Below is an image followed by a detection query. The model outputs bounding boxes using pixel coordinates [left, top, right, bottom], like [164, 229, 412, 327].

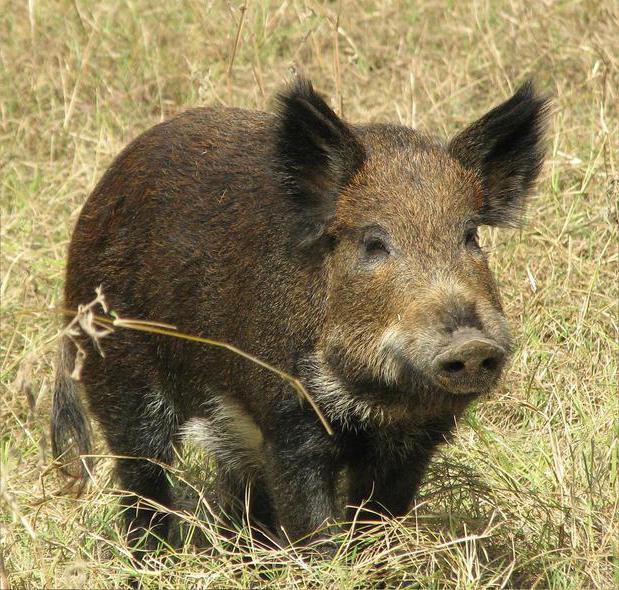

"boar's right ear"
[275, 78, 365, 244]
[449, 81, 550, 227]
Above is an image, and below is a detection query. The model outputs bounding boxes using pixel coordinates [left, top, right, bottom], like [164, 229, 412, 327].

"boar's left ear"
[449, 80, 550, 227]
[275, 78, 365, 242]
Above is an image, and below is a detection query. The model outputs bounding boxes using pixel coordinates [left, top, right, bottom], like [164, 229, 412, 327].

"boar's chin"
[348, 371, 486, 402]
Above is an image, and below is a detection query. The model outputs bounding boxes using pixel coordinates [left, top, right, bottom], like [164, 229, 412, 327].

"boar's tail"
[51, 339, 92, 492]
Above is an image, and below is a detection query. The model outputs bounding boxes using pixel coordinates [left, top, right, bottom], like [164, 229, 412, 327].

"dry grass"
[1, 0, 618, 588]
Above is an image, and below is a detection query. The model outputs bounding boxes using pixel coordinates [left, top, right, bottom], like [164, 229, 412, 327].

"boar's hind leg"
[216, 468, 277, 539]
[99, 391, 178, 555]
[116, 456, 173, 554]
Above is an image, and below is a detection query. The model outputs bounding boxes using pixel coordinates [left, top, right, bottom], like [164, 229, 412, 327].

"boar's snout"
[431, 328, 506, 394]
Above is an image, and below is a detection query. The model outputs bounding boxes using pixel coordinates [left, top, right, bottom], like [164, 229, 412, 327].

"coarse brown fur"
[51, 78, 549, 555]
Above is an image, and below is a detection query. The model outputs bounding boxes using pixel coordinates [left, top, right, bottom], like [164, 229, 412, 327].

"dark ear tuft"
[449, 80, 551, 227]
[275, 78, 365, 240]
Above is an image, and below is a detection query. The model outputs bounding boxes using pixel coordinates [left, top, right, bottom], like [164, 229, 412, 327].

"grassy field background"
[1, 0, 617, 588]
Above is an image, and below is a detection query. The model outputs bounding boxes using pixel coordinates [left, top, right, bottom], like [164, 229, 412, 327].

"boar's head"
[276, 79, 548, 416]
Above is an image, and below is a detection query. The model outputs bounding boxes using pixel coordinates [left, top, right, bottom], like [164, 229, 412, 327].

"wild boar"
[51, 78, 548, 554]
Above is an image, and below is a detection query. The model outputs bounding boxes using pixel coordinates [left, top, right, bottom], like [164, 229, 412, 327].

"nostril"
[443, 360, 465, 373]
[481, 357, 498, 371]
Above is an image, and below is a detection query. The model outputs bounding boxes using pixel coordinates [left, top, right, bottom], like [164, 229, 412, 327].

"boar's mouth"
[322, 347, 488, 404]
[342, 370, 485, 402]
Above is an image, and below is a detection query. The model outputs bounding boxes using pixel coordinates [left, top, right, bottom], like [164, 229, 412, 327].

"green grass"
[1, 0, 617, 588]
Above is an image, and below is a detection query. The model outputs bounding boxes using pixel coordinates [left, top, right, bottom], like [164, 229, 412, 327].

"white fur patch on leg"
[181, 397, 264, 478]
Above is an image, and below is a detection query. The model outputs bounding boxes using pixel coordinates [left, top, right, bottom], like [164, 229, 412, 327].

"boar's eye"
[362, 227, 391, 261]
[465, 228, 480, 249]
[365, 237, 389, 255]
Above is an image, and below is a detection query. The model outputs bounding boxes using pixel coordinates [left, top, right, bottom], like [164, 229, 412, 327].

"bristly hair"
[449, 80, 551, 227]
[274, 78, 366, 242]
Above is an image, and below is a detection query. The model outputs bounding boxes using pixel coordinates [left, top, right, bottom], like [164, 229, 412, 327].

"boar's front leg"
[347, 416, 455, 522]
[263, 413, 340, 547]
[346, 451, 432, 522]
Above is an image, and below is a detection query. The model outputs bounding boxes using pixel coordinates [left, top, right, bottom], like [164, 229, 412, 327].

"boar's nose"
[431, 329, 506, 394]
